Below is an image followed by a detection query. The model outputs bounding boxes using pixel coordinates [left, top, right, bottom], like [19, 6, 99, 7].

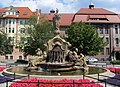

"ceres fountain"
[25, 9, 88, 74]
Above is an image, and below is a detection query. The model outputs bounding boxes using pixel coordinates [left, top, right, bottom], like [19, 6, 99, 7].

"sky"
[0, 0, 120, 13]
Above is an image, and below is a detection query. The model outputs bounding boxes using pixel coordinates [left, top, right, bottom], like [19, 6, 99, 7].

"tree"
[66, 22, 105, 56]
[23, 15, 54, 55]
[0, 30, 13, 55]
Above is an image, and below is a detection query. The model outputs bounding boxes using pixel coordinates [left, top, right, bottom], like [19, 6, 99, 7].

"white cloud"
[0, 0, 77, 13]
[62, 0, 74, 3]
[100, 0, 120, 2]
[0, 0, 120, 13]
[106, 7, 120, 13]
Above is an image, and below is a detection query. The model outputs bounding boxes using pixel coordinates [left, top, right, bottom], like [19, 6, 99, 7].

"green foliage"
[111, 60, 120, 65]
[0, 30, 13, 55]
[15, 59, 28, 64]
[23, 16, 54, 55]
[66, 22, 104, 56]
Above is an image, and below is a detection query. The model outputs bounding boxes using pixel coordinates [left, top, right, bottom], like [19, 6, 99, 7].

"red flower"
[9, 78, 103, 87]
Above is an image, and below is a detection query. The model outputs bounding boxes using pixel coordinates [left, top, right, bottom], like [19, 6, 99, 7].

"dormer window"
[10, 8, 12, 10]
[23, 12, 28, 15]
[89, 15, 108, 21]
[16, 11, 19, 15]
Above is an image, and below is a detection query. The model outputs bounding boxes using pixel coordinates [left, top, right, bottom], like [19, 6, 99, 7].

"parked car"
[87, 58, 98, 63]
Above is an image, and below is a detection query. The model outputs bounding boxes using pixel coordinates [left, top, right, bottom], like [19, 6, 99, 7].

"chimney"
[36, 9, 38, 13]
[89, 2, 94, 9]
[39, 9, 41, 15]
[50, 9, 55, 14]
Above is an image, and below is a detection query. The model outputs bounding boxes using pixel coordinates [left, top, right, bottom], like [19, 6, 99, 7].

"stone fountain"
[26, 9, 88, 74]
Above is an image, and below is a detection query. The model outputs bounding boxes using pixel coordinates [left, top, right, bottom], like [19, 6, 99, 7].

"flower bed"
[0, 75, 14, 83]
[0, 66, 5, 72]
[103, 74, 120, 86]
[107, 67, 120, 74]
[9, 78, 103, 87]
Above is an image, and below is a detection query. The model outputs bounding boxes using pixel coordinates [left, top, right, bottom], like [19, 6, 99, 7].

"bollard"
[6, 81, 8, 87]
[73, 80, 75, 87]
[98, 73, 99, 81]
[83, 73, 85, 79]
[38, 80, 40, 87]
[28, 74, 30, 78]
[14, 72, 15, 80]
[105, 79, 107, 87]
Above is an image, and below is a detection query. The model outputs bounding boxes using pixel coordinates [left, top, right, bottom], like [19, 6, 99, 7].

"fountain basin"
[3, 66, 106, 76]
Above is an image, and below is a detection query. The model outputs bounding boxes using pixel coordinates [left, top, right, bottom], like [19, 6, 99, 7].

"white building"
[0, 6, 33, 61]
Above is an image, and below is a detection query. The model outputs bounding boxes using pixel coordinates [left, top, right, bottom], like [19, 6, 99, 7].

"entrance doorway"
[115, 52, 120, 60]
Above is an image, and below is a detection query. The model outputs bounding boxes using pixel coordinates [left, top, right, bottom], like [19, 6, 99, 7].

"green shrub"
[111, 60, 120, 65]
[15, 59, 28, 64]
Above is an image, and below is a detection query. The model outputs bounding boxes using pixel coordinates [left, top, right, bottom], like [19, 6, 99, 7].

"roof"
[73, 15, 120, 23]
[76, 8, 117, 15]
[60, 14, 74, 26]
[0, 7, 33, 18]
[73, 8, 120, 23]
[43, 13, 74, 26]
[16, 7, 33, 18]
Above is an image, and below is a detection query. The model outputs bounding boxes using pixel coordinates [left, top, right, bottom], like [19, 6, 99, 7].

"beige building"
[0, 6, 33, 61]
[0, 4, 120, 61]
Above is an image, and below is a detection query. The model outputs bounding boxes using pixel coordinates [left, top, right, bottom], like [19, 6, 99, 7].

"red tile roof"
[60, 14, 74, 26]
[76, 8, 117, 15]
[73, 8, 120, 23]
[73, 15, 120, 23]
[0, 7, 33, 18]
[16, 7, 33, 18]
[43, 13, 74, 26]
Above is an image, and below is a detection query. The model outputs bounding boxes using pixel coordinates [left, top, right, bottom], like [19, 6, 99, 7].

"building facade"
[0, 4, 120, 61]
[72, 3, 120, 60]
[0, 6, 33, 45]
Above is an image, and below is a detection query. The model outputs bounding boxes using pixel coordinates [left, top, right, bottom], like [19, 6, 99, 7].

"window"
[12, 28, 14, 33]
[9, 28, 11, 33]
[19, 56, 22, 60]
[20, 20, 23, 24]
[24, 56, 27, 60]
[20, 28, 25, 33]
[10, 56, 13, 60]
[99, 29, 103, 34]
[16, 11, 19, 15]
[115, 25, 118, 27]
[115, 28, 118, 34]
[9, 20, 11, 24]
[23, 12, 28, 15]
[105, 29, 109, 34]
[106, 37, 109, 44]
[115, 38, 119, 46]
[13, 19, 15, 24]
[0, 19, 1, 24]
[6, 20, 8, 24]
[106, 48, 109, 55]
[6, 28, 7, 33]
[5, 56, 8, 60]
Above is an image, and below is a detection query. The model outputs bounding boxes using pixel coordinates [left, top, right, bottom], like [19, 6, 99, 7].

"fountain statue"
[26, 9, 88, 74]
